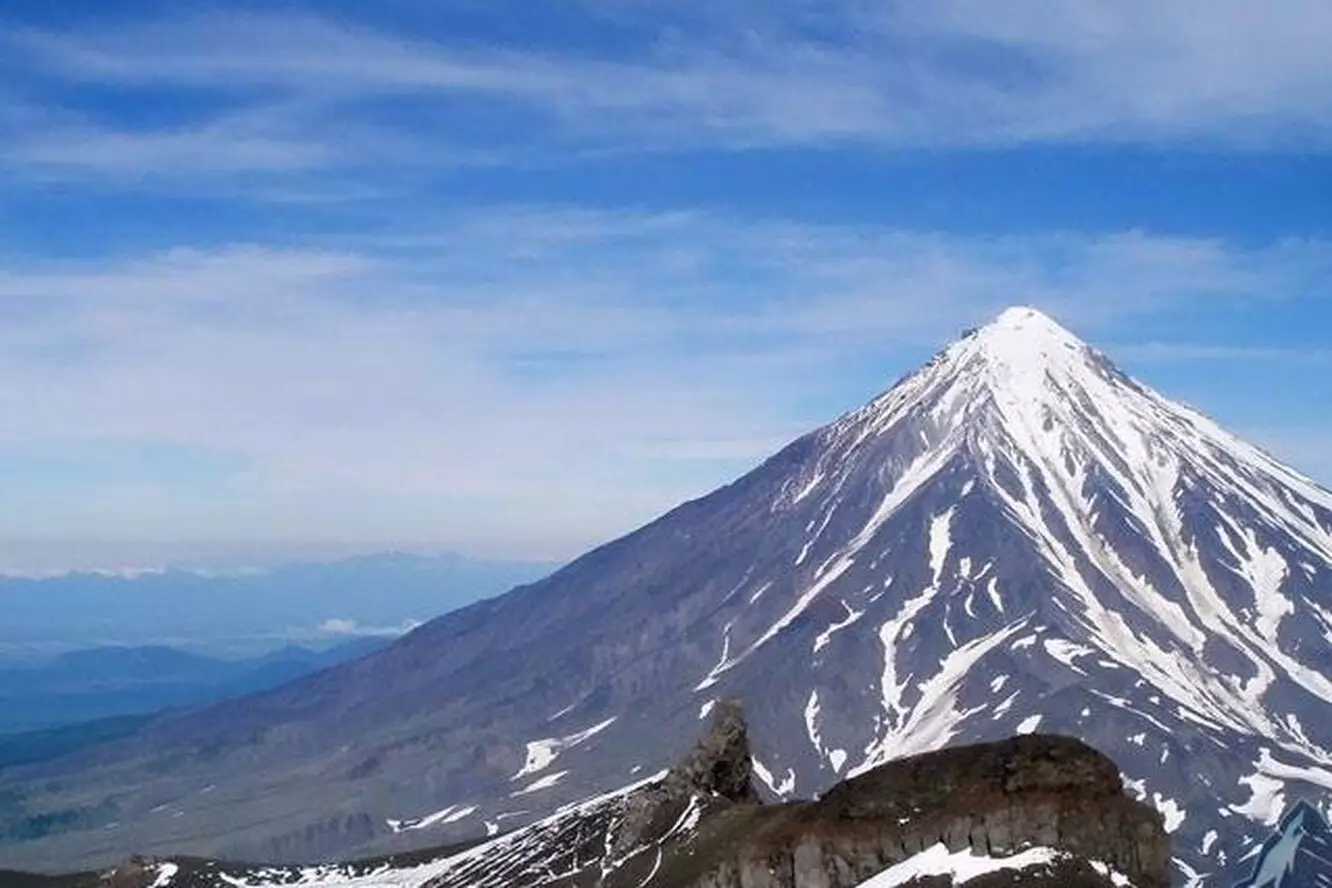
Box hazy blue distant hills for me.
[0,552,556,659]
[0,637,388,734]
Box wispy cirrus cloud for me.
[3,1,1332,187]
[1,210,1328,565]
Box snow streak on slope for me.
[855,844,1136,888]
[511,718,617,781]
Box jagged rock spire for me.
[664,698,760,803]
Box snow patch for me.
[1044,638,1094,674]
[511,770,570,796]
[856,843,1069,888]
[1152,795,1186,833]
[386,804,478,834]
[752,756,796,797]
[511,717,616,781]
[149,863,179,888]
[813,600,866,654]
[695,622,736,691]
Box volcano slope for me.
[2,306,1330,886]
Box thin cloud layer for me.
[3,1,1331,185]
[1,210,1328,562]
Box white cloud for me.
[890,0,1332,140]
[314,617,420,638]
[3,1,1331,185]
[3,6,1327,568]
[0,211,1327,561]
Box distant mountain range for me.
[0,552,556,658]
[0,638,387,736]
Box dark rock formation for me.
[684,734,1170,888]
[611,699,760,863]
[649,734,1169,888]
[663,699,761,804]
[418,705,1171,888]
[1234,799,1332,888]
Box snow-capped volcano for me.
[5,306,1332,887]
[778,305,1332,776]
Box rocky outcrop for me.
[420,702,1170,888]
[663,699,761,804]
[609,698,760,863]
[678,733,1169,888]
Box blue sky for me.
[1,0,1330,572]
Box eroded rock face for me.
[611,698,760,862]
[664,699,761,805]
[420,704,1170,888]
[687,734,1170,888]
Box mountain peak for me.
[986,304,1066,331]
[960,305,1089,377]
[853,304,1107,451]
